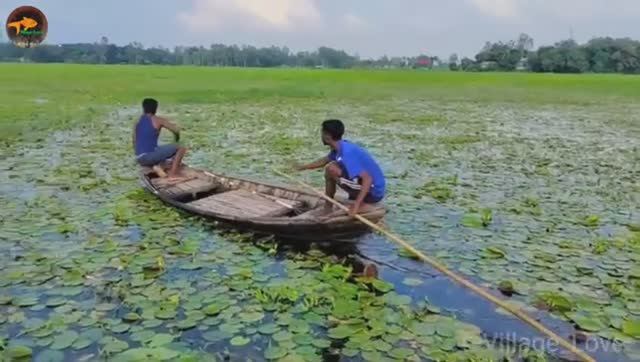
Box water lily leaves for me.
[148,333,175,347]
[0,295,12,305]
[566,312,606,332]
[176,319,197,331]
[483,247,506,259]
[45,298,67,308]
[311,338,331,349]
[328,325,356,339]
[34,349,65,362]
[258,323,280,335]
[293,333,313,345]
[370,279,394,294]
[13,295,39,307]
[95,302,118,312]
[123,312,141,322]
[289,320,310,334]
[131,330,155,343]
[203,302,230,316]
[7,345,33,358]
[142,319,163,328]
[264,329,289,342]
[155,308,177,320]
[49,330,79,350]
[113,347,179,362]
[361,351,384,361]
[230,336,251,346]
[389,347,414,359]
[111,323,131,333]
[72,337,93,350]
[383,293,412,306]
[202,330,232,342]
[402,278,423,287]
[621,319,640,338]
[264,345,287,359]
[240,311,265,323]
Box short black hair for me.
[322,119,344,140]
[142,98,158,114]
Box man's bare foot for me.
[153,165,167,178]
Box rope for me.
[274,169,595,362]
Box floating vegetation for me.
[1,78,639,360]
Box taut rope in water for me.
[274,169,595,362]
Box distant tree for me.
[460,57,476,71]
[448,53,459,71]
[517,33,534,58]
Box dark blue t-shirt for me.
[328,140,385,199]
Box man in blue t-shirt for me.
[296,119,386,216]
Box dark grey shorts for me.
[137,144,179,167]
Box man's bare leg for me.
[167,147,187,179]
[324,162,342,212]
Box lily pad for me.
[230,336,250,346]
[148,333,174,347]
[72,338,93,350]
[7,345,33,358]
[273,330,293,342]
[264,346,287,359]
[50,330,79,350]
[567,313,606,332]
[240,311,265,323]
[622,319,640,338]
[111,323,131,333]
[371,279,394,293]
[123,312,141,322]
[402,278,423,287]
[103,338,129,354]
[95,303,118,311]
[45,298,67,308]
[13,295,39,307]
[311,339,331,348]
[328,325,355,339]
[258,323,280,335]
[155,309,177,320]
[176,319,197,331]
[389,347,414,359]
[34,349,65,362]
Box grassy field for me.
[1,63,640,143]
[1,64,639,361]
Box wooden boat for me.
[139,165,386,241]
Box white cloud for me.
[468,0,520,18]
[342,14,367,30]
[178,0,321,32]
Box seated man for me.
[133,98,187,179]
[296,119,386,216]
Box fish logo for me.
[7,16,38,35]
[5,6,48,48]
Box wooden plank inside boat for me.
[152,177,218,199]
[188,189,303,218]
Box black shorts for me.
[336,163,383,203]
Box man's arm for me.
[349,171,372,216]
[296,156,330,171]
[154,116,181,141]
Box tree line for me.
[2,34,640,73]
[450,34,640,74]
[0,36,439,69]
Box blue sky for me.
[2,0,639,58]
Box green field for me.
[1,64,639,361]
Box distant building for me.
[516,57,529,71]
[414,56,433,69]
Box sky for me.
[2,0,639,58]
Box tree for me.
[517,33,534,58]
[448,53,459,71]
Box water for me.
[1,101,639,361]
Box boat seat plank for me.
[154,178,218,199]
[188,190,302,218]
